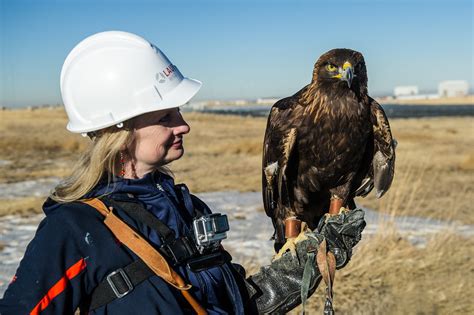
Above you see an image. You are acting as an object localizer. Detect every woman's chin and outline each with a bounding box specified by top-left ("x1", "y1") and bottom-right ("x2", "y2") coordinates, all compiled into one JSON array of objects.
[{"x1": 164, "y1": 148, "x2": 185, "y2": 164}]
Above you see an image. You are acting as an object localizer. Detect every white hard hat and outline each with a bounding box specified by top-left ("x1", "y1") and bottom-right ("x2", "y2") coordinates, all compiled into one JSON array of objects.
[{"x1": 60, "y1": 31, "x2": 202, "y2": 133}]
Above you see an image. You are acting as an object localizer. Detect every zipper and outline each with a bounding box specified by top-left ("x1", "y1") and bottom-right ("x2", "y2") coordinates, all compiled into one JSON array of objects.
[{"x1": 156, "y1": 183, "x2": 164, "y2": 191}]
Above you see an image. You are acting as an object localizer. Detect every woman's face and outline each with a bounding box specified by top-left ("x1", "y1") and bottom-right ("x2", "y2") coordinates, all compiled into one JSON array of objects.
[{"x1": 129, "y1": 107, "x2": 190, "y2": 174}]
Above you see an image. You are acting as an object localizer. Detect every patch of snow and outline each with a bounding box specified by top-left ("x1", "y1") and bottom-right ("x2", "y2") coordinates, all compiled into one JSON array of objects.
[
  {"x1": 198, "y1": 191, "x2": 275, "y2": 266},
  {"x1": 0, "y1": 214, "x2": 43, "y2": 292},
  {"x1": 0, "y1": 177, "x2": 60, "y2": 199}
]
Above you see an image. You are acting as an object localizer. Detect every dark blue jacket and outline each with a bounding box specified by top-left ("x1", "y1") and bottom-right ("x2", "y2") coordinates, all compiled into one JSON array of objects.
[{"x1": 0, "y1": 172, "x2": 250, "y2": 314}]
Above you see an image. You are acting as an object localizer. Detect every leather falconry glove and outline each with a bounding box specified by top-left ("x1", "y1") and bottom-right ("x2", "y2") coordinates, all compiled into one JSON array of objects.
[{"x1": 245, "y1": 208, "x2": 366, "y2": 314}]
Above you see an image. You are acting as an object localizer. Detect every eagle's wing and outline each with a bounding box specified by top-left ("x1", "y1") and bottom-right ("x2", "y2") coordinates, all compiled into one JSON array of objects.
[
  {"x1": 262, "y1": 96, "x2": 299, "y2": 226},
  {"x1": 355, "y1": 98, "x2": 396, "y2": 198}
]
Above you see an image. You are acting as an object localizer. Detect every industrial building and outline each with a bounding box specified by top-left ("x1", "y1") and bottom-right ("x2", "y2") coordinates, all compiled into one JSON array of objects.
[
  {"x1": 438, "y1": 81, "x2": 469, "y2": 97},
  {"x1": 394, "y1": 86, "x2": 419, "y2": 98}
]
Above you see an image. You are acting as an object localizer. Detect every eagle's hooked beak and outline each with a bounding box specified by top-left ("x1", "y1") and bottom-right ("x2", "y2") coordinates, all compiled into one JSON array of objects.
[{"x1": 340, "y1": 61, "x2": 353, "y2": 88}]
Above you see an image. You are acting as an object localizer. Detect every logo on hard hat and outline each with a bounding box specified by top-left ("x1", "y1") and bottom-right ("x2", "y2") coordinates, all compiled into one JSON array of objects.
[
  {"x1": 163, "y1": 65, "x2": 176, "y2": 77},
  {"x1": 156, "y1": 73, "x2": 166, "y2": 83},
  {"x1": 155, "y1": 64, "x2": 177, "y2": 84}
]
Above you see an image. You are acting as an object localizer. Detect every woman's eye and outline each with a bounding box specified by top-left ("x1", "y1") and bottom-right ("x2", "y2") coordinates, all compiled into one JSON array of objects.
[
  {"x1": 326, "y1": 64, "x2": 337, "y2": 72},
  {"x1": 159, "y1": 114, "x2": 171, "y2": 123}
]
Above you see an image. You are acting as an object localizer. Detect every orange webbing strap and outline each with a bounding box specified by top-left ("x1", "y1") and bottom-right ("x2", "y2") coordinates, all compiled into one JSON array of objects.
[{"x1": 81, "y1": 198, "x2": 207, "y2": 315}]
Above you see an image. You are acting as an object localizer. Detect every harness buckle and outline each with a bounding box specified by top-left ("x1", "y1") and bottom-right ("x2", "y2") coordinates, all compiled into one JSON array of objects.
[
  {"x1": 160, "y1": 236, "x2": 198, "y2": 266},
  {"x1": 106, "y1": 268, "x2": 133, "y2": 298}
]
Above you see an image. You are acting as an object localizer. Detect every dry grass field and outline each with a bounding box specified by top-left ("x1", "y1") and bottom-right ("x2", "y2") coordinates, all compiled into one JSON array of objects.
[
  {"x1": 1, "y1": 107, "x2": 473, "y2": 313},
  {"x1": 0, "y1": 107, "x2": 472, "y2": 222}
]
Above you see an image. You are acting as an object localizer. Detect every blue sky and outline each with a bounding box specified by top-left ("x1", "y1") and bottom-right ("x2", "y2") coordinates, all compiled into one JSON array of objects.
[{"x1": 0, "y1": 0, "x2": 472, "y2": 107}]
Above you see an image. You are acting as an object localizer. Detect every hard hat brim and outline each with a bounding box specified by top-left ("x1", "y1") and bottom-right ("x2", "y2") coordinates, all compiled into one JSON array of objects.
[
  {"x1": 156, "y1": 76, "x2": 202, "y2": 112},
  {"x1": 66, "y1": 77, "x2": 202, "y2": 133}
]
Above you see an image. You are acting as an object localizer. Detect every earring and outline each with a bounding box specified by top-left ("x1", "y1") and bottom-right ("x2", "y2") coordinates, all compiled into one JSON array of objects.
[{"x1": 119, "y1": 152, "x2": 126, "y2": 177}]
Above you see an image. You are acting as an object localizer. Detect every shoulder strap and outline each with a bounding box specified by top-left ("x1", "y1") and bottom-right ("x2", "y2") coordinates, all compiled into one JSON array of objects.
[
  {"x1": 89, "y1": 260, "x2": 154, "y2": 310},
  {"x1": 102, "y1": 197, "x2": 199, "y2": 266},
  {"x1": 81, "y1": 198, "x2": 207, "y2": 315},
  {"x1": 103, "y1": 197, "x2": 176, "y2": 243}
]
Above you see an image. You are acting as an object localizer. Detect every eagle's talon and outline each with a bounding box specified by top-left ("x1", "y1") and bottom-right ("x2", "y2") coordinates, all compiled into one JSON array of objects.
[
  {"x1": 324, "y1": 213, "x2": 337, "y2": 223},
  {"x1": 273, "y1": 237, "x2": 297, "y2": 261},
  {"x1": 273, "y1": 225, "x2": 309, "y2": 261},
  {"x1": 324, "y1": 207, "x2": 350, "y2": 223},
  {"x1": 339, "y1": 206, "x2": 350, "y2": 215}
]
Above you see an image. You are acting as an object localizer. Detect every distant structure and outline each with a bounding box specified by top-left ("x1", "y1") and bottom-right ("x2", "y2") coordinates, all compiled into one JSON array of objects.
[
  {"x1": 257, "y1": 97, "x2": 281, "y2": 104},
  {"x1": 438, "y1": 80, "x2": 469, "y2": 97},
  {"x1": 233, "y1": 99, "x2": 249, "y2": 105},
  {"x1": 394, "y1": 86, "x2": 419, "y2": 98},
  {"x1": 185, "y1": 101, "x2": 206, "y2": 110},
  {"x1": 393, "y1": 85, "x2": 439, "y2": 100}
]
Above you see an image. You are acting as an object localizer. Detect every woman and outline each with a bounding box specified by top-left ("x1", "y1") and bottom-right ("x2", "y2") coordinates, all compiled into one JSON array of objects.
[{"x1": 0, "y1": 31, "x2": 364, "y2": 315}]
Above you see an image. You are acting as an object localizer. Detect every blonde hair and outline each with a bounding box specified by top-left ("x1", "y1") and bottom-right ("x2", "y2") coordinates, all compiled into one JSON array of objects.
[{"x1": 51, "y1": 125, "x2": 134, "y2": 203}]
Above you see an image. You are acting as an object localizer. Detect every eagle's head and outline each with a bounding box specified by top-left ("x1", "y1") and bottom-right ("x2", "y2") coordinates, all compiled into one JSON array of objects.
[{"x1": 312, "y1": 48, "x2": 368, "y2": 95}]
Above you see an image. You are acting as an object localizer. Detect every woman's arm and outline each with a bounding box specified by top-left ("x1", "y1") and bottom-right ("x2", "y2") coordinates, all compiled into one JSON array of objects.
[{"x1": 0, "y1": 213, "x2": 88, "y2": 315}]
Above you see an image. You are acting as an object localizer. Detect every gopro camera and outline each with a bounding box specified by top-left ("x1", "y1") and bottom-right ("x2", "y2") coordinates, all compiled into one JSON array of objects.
[{"x1": 193, "y1": 213, "x2": 229, "y2": 253}]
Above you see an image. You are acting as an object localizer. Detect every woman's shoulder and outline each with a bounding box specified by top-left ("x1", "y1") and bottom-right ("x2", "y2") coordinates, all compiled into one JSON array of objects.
[
  {"x1": 40, "y1": 197, "x2": 121, "y2": 253},
  {"x1": 41, "y1": 197, "x2": 105, "y2": 231}
]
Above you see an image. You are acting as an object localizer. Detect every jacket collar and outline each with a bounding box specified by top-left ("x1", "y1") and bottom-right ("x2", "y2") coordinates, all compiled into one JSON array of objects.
[{"x1": 88, "y1": 171, "x2": 176, "y2": 199}]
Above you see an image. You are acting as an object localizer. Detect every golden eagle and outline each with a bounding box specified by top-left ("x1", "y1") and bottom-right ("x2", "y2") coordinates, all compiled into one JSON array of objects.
[{"x1": 262, "y1": 48, "x2": 396, "y2": 255}]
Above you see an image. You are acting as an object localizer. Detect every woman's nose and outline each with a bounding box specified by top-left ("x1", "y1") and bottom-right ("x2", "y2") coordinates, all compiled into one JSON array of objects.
[{"x1": 174, "y1": 115, "x2": 190, "y2": 135}]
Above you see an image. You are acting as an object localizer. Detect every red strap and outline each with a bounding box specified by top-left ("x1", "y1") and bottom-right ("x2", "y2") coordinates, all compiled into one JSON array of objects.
[{"x1": 30, "y1": 258, "x2": 87, "y2": 315}]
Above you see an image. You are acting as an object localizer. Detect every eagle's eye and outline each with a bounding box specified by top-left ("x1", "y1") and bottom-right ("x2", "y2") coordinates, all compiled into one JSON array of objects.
[{"x1": 326, "y1": 64, "x2": 337, "y2": 72}]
